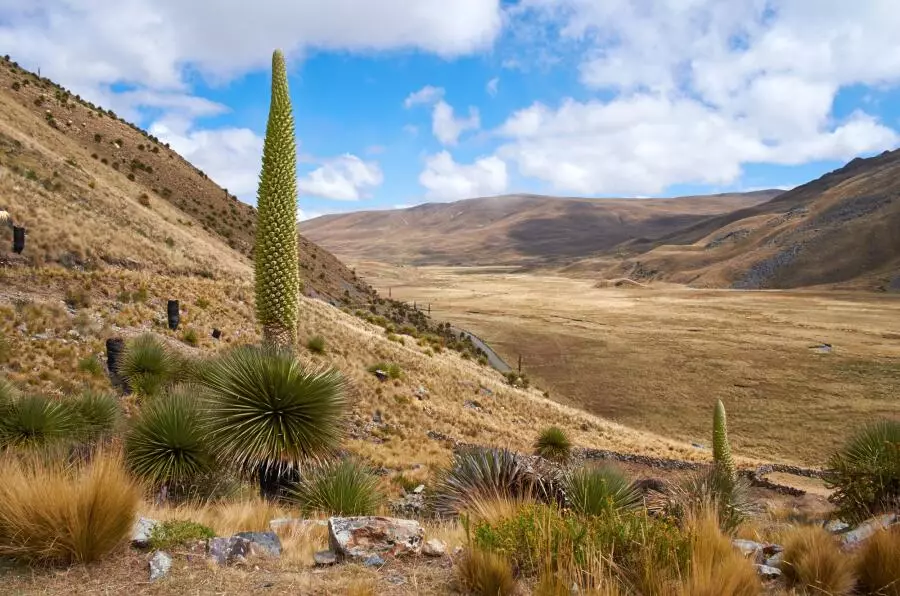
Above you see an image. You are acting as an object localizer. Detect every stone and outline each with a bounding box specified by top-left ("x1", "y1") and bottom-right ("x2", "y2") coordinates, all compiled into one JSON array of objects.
[
  {"x1": 328, "y1": 516, "x2": 424, "y2": 562},
  {"x1": 269, "y1": 518, "x2": 328, "y2": 532},
  {"x1": 149, "y1": 550, "x2": 172, "y2": 582},
  {"x1": 764, "y1": 552, "x2": 784, "y2": 568},
  {"x1": 414, "y1": 386, "x2": 429, "y2": 400},
  {"x1": 131, "y1": 517, "x2": 159, "y2": 548},
  {"x1": 235, "y1": 531, "x2": 282, "y2": 557},
  {"x1": 824, "y1": 519, "x2": 851, "y2": 534},
  {"x1": 363, "y1": 554, "x2": 386, "y2": 567},
  {"x1": 463, "y1": 400, "x2": 483, "y2": 412},
  {"x1": 413, "y1": 484, "x2": 425, "y2": 494},
  {"x1": 422, "y1": 539, "x2": 447, "y2": 557},
  {"x1": 390, "y1": 493, "x2": 425, "y2": 517},
  {"x1": 374, "y1": 370, "x2": 389, "y2": 382},
  {"x1": 755, "y1": 564, "x2": 782, "y2": 580},
  {"x1": 208, "y1": 536, "x2": 250, "y2": 566},
  {"x1": 313, "y1": 550, "x2": 337, "y2": 566},
  {"x1": 732, "y1": 539, "x2": 764, "y2": 558},
  {"x1": 841, "y1": 514, "x2": 898, "y2": 549}
]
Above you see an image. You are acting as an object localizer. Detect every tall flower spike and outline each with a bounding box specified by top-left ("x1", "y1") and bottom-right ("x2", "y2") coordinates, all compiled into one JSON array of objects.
[{"x1": 713, "y1": 399, "x2": 736, "y2": 483}]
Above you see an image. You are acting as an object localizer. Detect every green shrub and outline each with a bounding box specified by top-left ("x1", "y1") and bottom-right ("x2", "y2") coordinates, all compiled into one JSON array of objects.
[
  {"x1": 77, "y1": 355, "x2": 105, "y2": 377},
  {"x1": 825, "y1": 419, "x2": 900, "y2": 522},
  {"x1": 367, "y1": 362, "x2": 402, "y2": 380},
  {"x1": 147, "y1": 520, "x2": 215, "y2": 550},
  {"x1": 306, "y1": 335, "x2": 326, "y2": 354},
  {"x1": 182, "y1": 328, "x2": 198, "y2": 347},
  {"x1": 0, "y1": 395, "x2": 79, "y2": 451},
  {"x1": 200, "y1": 346, "x2": 347, "y2": 488},
  {"x1": 195, "y1": 297, "x2": 210, "y2": 309},
  {"x1": 64, "y1": 288, "x2": 91, "y2": 309},
  {"x1": 118, "y1": 334, "x2": 182, "y2": 397},
  {"x1": 71, "y1": 391, "x2": 120, "y2": 441},
  {"x1": 125, "y1": 387, "x2": 214, "y2": 487},
  {"x1": 503, "y1": 371, "x2": 529, "y2": 388},
  {"x1": 662, "y1": 466, "x2": 755, "y2": 534},
  {"x1": 565, "y1": 464, "x2": 641, "y2": 518},
  {"x1": 533, "y1": 426, "x2": 572, "y2": 463},
  {"x1": 289, "y1": 459, "x2": 384, "y2": 516}
]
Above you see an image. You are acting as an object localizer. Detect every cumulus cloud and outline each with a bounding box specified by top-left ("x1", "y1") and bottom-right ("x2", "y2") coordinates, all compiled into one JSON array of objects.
[
  {"x1": 432, "y1": 101, "x2": 481, "y2": 146},
  {"x1": 404, "y1": 85, "x2": 445, "y2": 108},
  {"x1": 419, "y1": 151, "x2": 508, "y2": 200},
  {"x1": 298, "y1": 154, "x2": 384, "y2": 201}
]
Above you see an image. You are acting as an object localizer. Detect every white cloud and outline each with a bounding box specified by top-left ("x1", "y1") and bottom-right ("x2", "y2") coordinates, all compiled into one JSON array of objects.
[
  {"x1": 298, "y1": 154, "x2": 384, "y2": 201},
  {"x1": 419, "y1": 151, "x2": 508, "y2": 200},
  {"x1": 486, "y1": 77, "x2": 499, "y2": 97},
  {"x1": 365, "y1": 145, "x2": 386, "y2": 155},
  {"x1": 432, "y1": 101, "x2": 480, "y2": 146},
  {"x1": 403, "y1": 124, "x2": 419, "y2": 137},
  {"x1": 404, "y1": 85, "x2": 445, "y2": 108}
]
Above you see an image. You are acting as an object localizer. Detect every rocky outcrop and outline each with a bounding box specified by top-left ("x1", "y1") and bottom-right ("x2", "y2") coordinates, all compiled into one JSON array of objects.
[{"x1": 328, "y1": 516, "x2": 424, "y2": 561}]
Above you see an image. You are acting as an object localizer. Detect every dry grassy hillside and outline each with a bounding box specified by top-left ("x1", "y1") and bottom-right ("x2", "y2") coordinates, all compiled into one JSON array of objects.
[
  {"x1": 595, "y1": 150, "x2": 900, "y2": 290},
  {"x1": 300, "y1": 191, "x2": 779, "y2": 266},
  {"x1": 0, "y1": 56, "x2": 368, "y2": 303}
]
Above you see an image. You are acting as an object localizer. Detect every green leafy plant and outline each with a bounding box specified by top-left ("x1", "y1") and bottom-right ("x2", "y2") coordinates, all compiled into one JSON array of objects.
[
  {"x1": 367, "y1": 362, "x2": 403, "y2": 380},
  {"x1": 200, "y1": 345, "x2": 347, "y2": 497},
  {"x1": 825, "y1": 419, "x2": 900, "y2": 522},
  {"x1": 125, "y1": 388, "x2": 214, "y2": 487},
  {"x1": 147, "y1": 520, "x2": 215, "y2": 550},
  {"x1": 182, "y1": 328, "x2": 198, "y2": 347},
  {"x1": 254, "y1": 49, "x2": 300, "y2": 349},
  {"x1": 660, "y1": 466, "x2": 755, "y2": 535},
  {"x1": 564, "y1": 464, "x2": 641, "y2": 517},
  {"x1": 118, "y1": 334, "x2": 182, "y2": 397},
  {"x1": 289, "y1": 459, "x2": 384, "y2": 516},
  {"x1": 533, "y1": 426, "x2": 572, "y2": 463},
  {"x1": 0, "y1": 394, "x2": 79, "y2": 451},
  {"x1": 77, "y1": 355, "x2": 105, "y2": 377},
  {"x1": 306, "y1": 335, "x2": 326, "y2": 354},
  {"x1": 71, "y1": 391, "x2": 120, "y2": 441}
]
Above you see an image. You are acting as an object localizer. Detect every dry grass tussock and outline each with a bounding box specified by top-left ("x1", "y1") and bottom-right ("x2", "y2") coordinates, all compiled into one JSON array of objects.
[
  {"x1": 781, "y1": 525, "x2": 857, "y2": 595},
  {"x1": 678, "y1": 508, "x2": 760, "y2": 596},
  {"x1": 854, "y1": 527, "x2": 900, "y2": 596},
  {"x1": 0, "y1": 450, "x2": 140, "y2": 564}
]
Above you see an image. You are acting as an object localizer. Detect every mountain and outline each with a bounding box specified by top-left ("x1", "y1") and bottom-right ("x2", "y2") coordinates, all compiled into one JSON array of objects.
[
  {"x1": 300, "y1": 191, "x2": 780, "y2": 266},
  {"x1": 0, "y1": 56, "x2": 369, "y2": 304},
  {"x1": 586, "y1": 149, "x2": 900, "y2": 291}
]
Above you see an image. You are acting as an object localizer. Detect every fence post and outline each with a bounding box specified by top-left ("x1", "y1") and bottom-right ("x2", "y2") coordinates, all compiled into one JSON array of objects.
[
  {"x1": 105, "y1": 338, "x2": 130, "y2": 394},
  {"x1": 12, "y1": 226, "x2": 25, "y2": 254},
  {"x1": 518, "y1": 354, "x2": 522, "y2": 373},
  {"x1": 167, "y1": 300, "x2": 180, "y2": 331}
]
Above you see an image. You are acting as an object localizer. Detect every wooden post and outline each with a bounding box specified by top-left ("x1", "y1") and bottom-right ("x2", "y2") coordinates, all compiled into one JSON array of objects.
[
  {"x1": 12, "y1": 226, "x2": 25, "y2": 254},
  {"x1": 167, "y1": 300, "x2": 180, "y2": 331},
  {"x1": 428, "y1": 303, "x2": 431, "y2": 315},
  {"x1": 518, "y1": 354, "x2": 522, "y2": 373},
  {"x1": 389, "y1": 287, "x2": 391, "y2": 298}
]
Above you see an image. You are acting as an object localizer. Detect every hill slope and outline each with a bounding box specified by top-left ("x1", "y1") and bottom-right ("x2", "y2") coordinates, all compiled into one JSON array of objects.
[
  {"x1": 0, "y1": 56, "x2": 369, "y2": 304},
  {"x1": 300, "y1": 191, "x2": 780, "y2": 266},
  {"x1": 592, "y1": 150, "x2": 900, "y2": 290}
]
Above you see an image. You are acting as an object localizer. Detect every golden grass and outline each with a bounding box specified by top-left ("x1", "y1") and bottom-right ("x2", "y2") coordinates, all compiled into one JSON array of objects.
[
  {"x1": 456, "y1": 548, "x2": 518, "y2": 596},
  {"x1": 855, "y1": 527, "x2": 900, "y2": 596},
  {"x1": 781, "y1": 526, "x2": 857, "y2": 595},
  {"x1": 0, "y1": 450, "x2": 140, "y2": 564},
  {"x1": 678, "y1": 509, "x2": 760, "y2": 596},
  {"x1": 355, "y1": 262, "x2": 900, "y2": 465}
]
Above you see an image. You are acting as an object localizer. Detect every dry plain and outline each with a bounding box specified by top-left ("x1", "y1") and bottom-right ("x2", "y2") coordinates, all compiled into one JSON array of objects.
[{"x1": 354, "y1": 261, "x2": 900, "y2": 466}]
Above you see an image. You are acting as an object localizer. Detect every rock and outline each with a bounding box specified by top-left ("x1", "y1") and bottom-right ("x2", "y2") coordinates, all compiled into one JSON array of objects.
[
  {"x1": 414, "y1": 386, "x2": 429, "y2": 400},
  {"x1": 841, "y1": 514, "x2": 898, "y2": 549},
  {"x1": 390, "y1": 493, "x2": 426, "y2": 517},
  {"x1": 149, "y1": 550, "x2": 172, "y2": 582},
  {"x1": 363, "y1": 554, "x2": 386, "y2": 567},
  {"x1": 313, "y1": 550, "x2": 337, "y2": 566},
  {"x1": 463, "y1": 400, "x2": 483, "y2": 412},
  {"x1": 764, "y1": 552, "x2": 784, "y2": 568},
  {"x1": 208, "y1": 532, "x2": 281, "y2": 566},
  {"x1": 732, "y1": 539, "x2": 764, "y2": 558},
  {"x1": 634, "y1": 478, "x2": 667, "y2": 494},
  {"x1": 422, "y1": 539, "x2": 447, "y2": 557},
  {"x1": 131, "y1": 517, "x2": 159, "y2": 548},
  {"x1": 372, "y1": 410, "x2": 383, "y2": 424},
  {"x1": 328, "y1": 516, "x2": 424, "y2": 561},
  {"x1": 755, "y1": 564, "x2": 782, "y2": 580},
  {"x1": 413, "y1": 485, "x2": 425, "y2": 494},
  {"x1": 824, "y1": 519, "x2": 851, "y2": 534},
  {"x1": 235, "y1": 531, "x2": 282, "y2": 557},
  {"x1": 478, "y1": 386, "x2": 493, "y2": 397},
  {"x1": 374, "y1": 370, "x2": 389, "y2": 382},
  {"x1": 269, "y1": 518, "x2": 328, "y2": 532}
]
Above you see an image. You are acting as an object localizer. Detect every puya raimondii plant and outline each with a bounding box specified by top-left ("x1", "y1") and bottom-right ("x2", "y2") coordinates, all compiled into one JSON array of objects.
[{"x1": 255, "y1": 49, "x2": 300, "y2": 349}]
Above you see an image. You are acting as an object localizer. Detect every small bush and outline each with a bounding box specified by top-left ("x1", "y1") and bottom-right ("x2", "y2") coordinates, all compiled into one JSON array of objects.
[
  {"x1": 565, "y1": 465, "x2": 641, "y2": 518},
  {"x1": 138, "y1": 193, "x2": 150, "y2": 207},
  {"x1": 0, "y1": 335, "x2": 10, "y2": 364},
  {"x1": 0, "y1": 394, "x2": 79, "y2": 451},
  {"x1": 182, "y1": 328, "x2": 198, "y2": 347},
  {"x1": 93, "y1": 133, "x2": 102, "y2": 142},
  {"x1": 0, "y1": 452, "x2": 140, "y2": 563},
  {"x1": 195, "y1": 297, "x2": 210, "y2": 309},
  {"x1": 660, "y1": 465, "x2": 755, "y2": 534},
  {"x1": 825, "y1": 419, "x2": 900, "y2": 522},
  {"x1": 71, "y1": 391, "x2": 120, "y2": 441},
  {"x1": 118, "y1": 334, "x2": 182, "y2": 397},
  {"x1": 367, "y1": 362, "x2": 402, "y2": 380},
  {"x1": 63, "y1": 288, "x2": 91, "y2": 309},
  {"x1": 306, "y1": 335, "x2": 326, "y2": 354},
  {"x1": 855, "y1": 526, "x2": 900, "y2": 596},
  {"x1": 147, "y1": 520, "x2": 215, "y2": 550},
  {"x1": 781, "y1": 526, "x2": 856, "y2": 596},
  {"x1": 77, "y1": 355, "x2": 105, "y2": 377},
  {"x1": 534, "y1": 426, "x2": 572, "y2": 462},
  {"x1": 289, "y1": 459, "x2": 384, "y2": 516},
  {"x1": 457, "y1": 548, "x2": 517, "y2": 596}
]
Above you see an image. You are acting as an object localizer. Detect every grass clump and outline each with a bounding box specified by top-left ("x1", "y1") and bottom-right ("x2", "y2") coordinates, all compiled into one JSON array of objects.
[
  {"x1": 825, "y1": 419, "x2": 900, "y2": 522},
  {"x1": 534, "y1": 426, "x2": 572, "y2": 462},
  {"x1": 0, "y1": 452, "x2": 140, "y2": 564},
  {"x1": 182, "y1": 328, "x2": 198, "y2": 347},
  {"x1": 77, "y1": 355, "x2": 105, "y2": 377},
  {"x1": 289, "y1": 459, "x2": 384, "y2": 516},
  {"x1": 306, "y1": 335, "x2": 326, "y2": 354},
  {"x1": 678, "y1": 509, "x2": 760, "y2": 596},
  {"x1": 0, "y1": 394, "x2": 79, "y2": 451},
  {"x1": 118, "y1": 333, "x2": 182, "y2": 397},
  {"x1": 564, "y1": 464, "x2": 641, "y2": 518},
  {"x1": 456, "y1": 548, "x2": 517, "y2": 596},
  {"x1": 71, "y1": 391, "x2": 120, "y2": 441},
  {"x1": 367, "y1": 362, "x2": 403, "y2": 380},
  {"x1": 781, "y1": 526, "x2": 856, "y2": 596},
  {"x1": 854, "y1": 526, "x2": 900, "y2": 596},
  {"x1": 147, "y1": 519, "x2": 215, "y2": 550}
]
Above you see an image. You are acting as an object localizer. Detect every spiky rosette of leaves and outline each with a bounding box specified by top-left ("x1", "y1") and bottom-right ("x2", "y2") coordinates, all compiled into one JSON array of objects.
[
  {"x1": 118, "y1": 333, "x2": 183, "y2": 397},
  {"x1": 713, "y1": 400, "x2": 736, "y2": 484},
  {"x1": 289, "y1": 459, "x2": 384, "y2": 516},
  {"x1": 124, "y1": 386, "x2": 214, "y2": 486},
  {"x1": 564, "y1": 464, "x2": 641, "y2": 517},
  {"x1": 254, "y1": 49, "x2": 300, "y2": 348},
  {"x1": 533, "y1": 426, "x2": 572, "y2": 463},
  {"x1": 0, "y1": 394, "x2": 79, "y2": 451},
  {"x1": 71, "y1": 391, "x2": 121, "y2": 441},
  {"x1": 200, "y1": 345, "x2": 347, "y2": 473}
]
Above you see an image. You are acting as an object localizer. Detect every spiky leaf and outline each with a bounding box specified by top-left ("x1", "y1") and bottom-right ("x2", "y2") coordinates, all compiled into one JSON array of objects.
[
  {"x1": 564, "y1": 464, "x2": 641, "y2": 517},
  {"x1": 118, "y1": 334, "x2": 182, "y2": 397},
  {"x1": 533, "y1": 426, "x2": 572, "y2": 463},
  {"x1": 289, "y1": 459, "x2": 384, "y2": 516},
  {"x1": 255, "y1": 49, "x2": 300, "y2": 348},
  {"x1": 71, "y1": 391, "x2": 121, "y2": 441},
  {"x1": 0, "y1": 394, "x2": 79, "y2": 450}
]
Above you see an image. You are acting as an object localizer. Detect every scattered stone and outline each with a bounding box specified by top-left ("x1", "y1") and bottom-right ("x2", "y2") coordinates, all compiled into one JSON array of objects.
[
  {"x1": 463, "y1": 400, "x2": 483, "y2": 412},
  {"x1": 269, "y1": 518, "x2": 328, "y2": 532},
  {"x1": 208, "y1": 532, "x2": 281, "y2": 566},
  {"x1": 422, "y1": 539, "x2": 447, "y2": 557},
  {"x1": 810, "y1": 343, "x2": 833, "y2": 354},
  {"x1": 764, "y1": 552, "x2": 784, "y2": 568},
  {"x1": 149, "y1": 550, "x2": 172, "y2": 582},
  {"x1": 841, "y1": 514, "x2": 898, "y2": 549},
  {"x1": 131, "y1": 517, "x2": 159, "y2": 548},
  {"x1": 413, "y1": 484, "x2": 425, "y2": 494},
  {"x1": 733, "y1": 539, "x2": 764, "y2": 559},
  {"x1": 235, "y1": 531, "x2": 282, "y2": 557},
  {"x1": 363, "y1": 554, "x2": 386, "y2": 567},
  {"x1": 313, "y1": 550, "x2": 337, "y2": 567},
  {"x1": 691, "y1": 443, "x2": 705, "y2": 450},
  {"x1": 478, "y1": 386, "x2": 493, "y2": 397},
  {"x1": 755, "y1": 564, "x2": 782, "y2": 580},
  {"x1": 374, "y1": 370, "x2": 389, "y2": 382},
  {"x1": 372, "y1": 410, "x2": 383, "y2": 424},
  {"x1": 386, "y1": 575, "x2": 407, "y2": 585},
  {"x1": 414, "y1": 386, "x2": 429, "y2": 400},
  {"x1": 824, "y1": 519, "x2": 851, "y2": 534},
  {"x1": 390, "y1": 492, "x2": 426, "y2": 517},
  {"x1": 452, "y1": 546, "x2": 464, "y2": 557},
  {"x1": 328, "y1": 516, "x2": 424, "y2": 561}
]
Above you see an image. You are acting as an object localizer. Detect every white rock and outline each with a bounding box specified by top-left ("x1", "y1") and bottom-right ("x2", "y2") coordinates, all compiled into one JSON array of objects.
[
  {"x1": 131, "y1": 517, "x2": 159, "y2": 548},
  {"x1": 328, "y1": 516, "x2": 424, "y2": 561},
  {"x1": 422, "y1": 539, "x2": 447, "y2": 557},
  {"x1": 149, "y1": 550, "x2": 172, "y2": 582}
]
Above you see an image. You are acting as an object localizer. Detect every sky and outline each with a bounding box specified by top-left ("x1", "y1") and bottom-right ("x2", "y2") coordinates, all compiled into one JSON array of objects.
[{"x1": 2, "y1": 1, "x2": 900, "y2": 221}]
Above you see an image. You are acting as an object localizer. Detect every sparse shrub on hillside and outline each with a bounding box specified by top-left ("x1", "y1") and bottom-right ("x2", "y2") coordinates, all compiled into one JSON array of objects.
[
  {"x1": 289, "y1": 459, "x2": 384, "y2": 516},
  {"x1": 147, "y1": 519, "x2": 215, "y2": 550},
  {"x1": 182, "y1": 328, "x2": 198, "y2": 347},
  {"x1": 254, "y1": 49, "x2": 300, "y2": 349},
  {"x1": 64, "y1": 287, "x2": 91, "y2": 309},
  {"x1": 660, "y1": 465, "x2": 755, "y2": 535},
  {"x1": 825, "y1": 419, "x2": 900, "y2": 522},
  {"x1": 118, "y1": 333, "x2": 182, "y2": 397},
  {"x1": 855, "y1": 526, "x2": 900, "y2": 595},
  {"x1": 781, "y1": 526, "x2": 856, "y2": 596},
  {"x1": 200, "y1": 345, "x2": 347, "y2": 498},
  {"x1": 195, "y1": 297, "x2": 210, "y2": 309},
  {"x1": 534, "y1": 426, "x2": 572, "y2": 463},
  {"x1": 93, "y1": 133, "x2": 102, "y2": 142},
  {"x1": 456, "y1": 548, "x2": 517, "y2": 596},
  {"x1": 0, "y1": 452, "x2": 140, "y2": 564},
  {"x1": 127, "y1": 173, "x2": 135, "y2": 181},
  {"x1": 125, "y1": 387, "x2": 215, "y2": 487},
  {"x1": 367, "y1": 362, "x2": 402, "y2": 379},
  {"x1": 504, "y1": 370, "x2": 530, "y2": 388},
  {"x1": 306, "y1": 335, "x2": 326, "y2": 354},
  {"x1": 77, "y1": 355, "x2": 105, "y2": 377},
  {"x1": 565, "y1": 465, "x2": 641, "y2": 518},
  {"x1": 11, "y1": 81, "x2": 19, "y2": 91}
]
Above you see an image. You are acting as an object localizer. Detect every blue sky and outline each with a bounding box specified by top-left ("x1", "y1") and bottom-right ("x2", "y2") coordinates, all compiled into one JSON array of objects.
[{"x1": 2, "y1": 1, "x2": 900, "y2": 220}]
